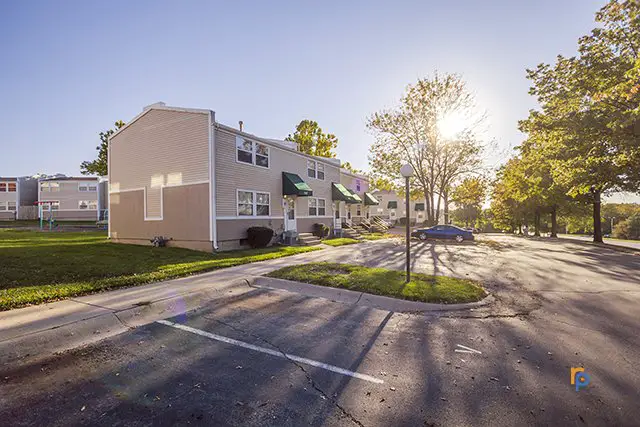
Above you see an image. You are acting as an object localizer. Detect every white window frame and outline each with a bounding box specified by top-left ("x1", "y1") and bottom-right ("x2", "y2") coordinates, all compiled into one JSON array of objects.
[
  {"x1": 236, "y1": 189, "x2": 271, "y2": 217},
  {"x1": 355, "y1": 179, "x2": 361, "y2": 192},
  {"x1": 308, "y1": 197, "x2": 327, "y2": 216},
  {"x1": 40, "y1": 182, "x2": 60, "y2": 192},
  {"x1": 0, "y1": 202, "x2": 6, "y2": 211},
  {"x1": 235, "y1": 136, "x2": 270, "y2": 169},
  {"x1": 7, "y1": 201, "x2": 16, "y2": 211},
  {"x1": 78, "y1": 200, "x2": 98, "y2": 210},
  {"x1": 356, "y1": 204, "x2": 362, "y2": 216},
  {"x1": 307, "y1": 160, "x2": 325, "y2": 180},
  {"x1": 0, "y1": 182, "x2": 17, "y2": 193},
  {"x1": 78, "y1": 182, "x2": 97, "y2": 192}
]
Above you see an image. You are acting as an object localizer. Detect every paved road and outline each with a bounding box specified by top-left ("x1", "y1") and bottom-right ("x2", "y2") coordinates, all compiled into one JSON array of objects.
[
  {"x1": 1, "y1": 236, "x2": 639, "y2": 426},
  {"x1": 558, "y1": 233, "x2": 640, "y2": 250}
]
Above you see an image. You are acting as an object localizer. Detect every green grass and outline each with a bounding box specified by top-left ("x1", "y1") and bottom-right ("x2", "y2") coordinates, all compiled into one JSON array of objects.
[
  {"x1": 322, "y1": 237, "x2": 361, "y2": 247},
  {"x1": 361, "y1": 233, "x2": 396, "y2": 241},
  {"x1": 0, "y1": 230, "x2": 322, "y2": 310},
  {"x1": 266, "y1": 262, "x2": 486, "y2": 304},
  {"x1": 0, "y1": 220, "x2": 98, "y2": 227}
]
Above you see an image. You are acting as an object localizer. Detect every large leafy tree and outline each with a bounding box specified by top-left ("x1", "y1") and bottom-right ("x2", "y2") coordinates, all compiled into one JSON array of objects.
[
  {"x1": 367, "y1": 72, "x2": 485, "y2": 225},
  {"x1": 450, "y1": 177, "x2": 487, "y2": 227},
  {"x1": 285, "y1": 120, "x2": 338, "y2": 157},
  {"x1": 520, "y1": 0, "x2": 640, "y2": 242},
  {"x1": 80, "y1": 120, "x2": 125, "y2": 176}
]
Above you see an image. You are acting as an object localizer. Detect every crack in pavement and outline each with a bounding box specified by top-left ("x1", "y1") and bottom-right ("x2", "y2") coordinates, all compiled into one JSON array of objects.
[{"x1": 209, "y1": 317, "x2": 366, "y2": 427}]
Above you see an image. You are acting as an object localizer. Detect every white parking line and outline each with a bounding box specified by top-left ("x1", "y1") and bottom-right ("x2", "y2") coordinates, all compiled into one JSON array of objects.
[
  {"x1": 455, "y1": 344, "x2": 482, "y2": 354},
  {"x1": 156, "y1": 320, "x2": 384, "y2": 384}
]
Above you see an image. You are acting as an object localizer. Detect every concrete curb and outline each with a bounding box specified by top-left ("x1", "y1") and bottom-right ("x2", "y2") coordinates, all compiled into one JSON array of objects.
[{"x1": 251, "y1": 276, "x2": 493, "y2": 313}]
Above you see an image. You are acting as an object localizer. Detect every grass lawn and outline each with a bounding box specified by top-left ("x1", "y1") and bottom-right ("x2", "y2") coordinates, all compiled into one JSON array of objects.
[
  {"x1": 266, "y1": 262, "x2": 486, "y2": 304},
  {"x1": 322, "y1": 237, "x2": 361, "y2": 247},
  {"x1": 0, "y1": 230, "x2": 322, "y2": 310},
  {"x1": 361, "y1": 233, "x2": 395, "y2": 241}
]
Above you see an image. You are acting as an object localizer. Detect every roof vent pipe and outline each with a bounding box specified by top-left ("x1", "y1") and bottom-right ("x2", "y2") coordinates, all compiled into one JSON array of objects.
[{"x1": 239, "y1": 121, "x2": 244, "y2": 132}]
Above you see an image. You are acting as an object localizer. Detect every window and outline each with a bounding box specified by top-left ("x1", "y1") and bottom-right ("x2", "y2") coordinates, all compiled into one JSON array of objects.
[
  {"x1": 0, "y1": 202, "x2": 6, "y2": 211},
  {"x1": 356, "y1": 179, "x2": 361, "y2": 192},
  {"x1": 255, "y1": 143, "x2": 269, "y2": 167},
  {"x1": 79, "y1": 200, "x2": 98, "y2": 210},
  {"x1": 237, "y1": 191, "x2": 254, "y2": 216},
  {"x1": 307, "y1": 160, "x2": 316, "y2": 179},
  {"x1": 0, "y1": 182, "x2": 16, "y2": 192},
  {"x1": 40, "y1": 182, "x2": 60, "y2": 192},
  {"x1": 7, "y1": 202, "x2": 16, "y2": 211},
  {"x1": 356, "y1": 205, "x2": 362, "y2": 216},
  {"x1": 308, "y1": 198, "x2": 326, "y2": 216},
  {"x1": 307, "y1": 160, "x2": 325, "y2": 180},
  {"x1": 256, "y1": 192, "x2": 270, "y2": 216},
  {"x1": 237, "y1": 190, "x2": 270, "y2": 217},
  {"x1": 236, "y1": 136, "x2": 269, "y2": 168},
  {"x1": 79, "y1": 182, "x2": 97, "y2": 192}
]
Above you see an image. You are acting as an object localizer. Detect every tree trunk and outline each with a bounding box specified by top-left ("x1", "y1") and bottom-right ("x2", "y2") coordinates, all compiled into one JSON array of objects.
[
  {"x1": 518, "y1": 223, "x2": 523, "y2": 235},
  {"x1": 435, "y1": 194, "x2": 441, "y2": 225},
  {"x1": 593, "y1": 190, "x2": 603, "y2": 243},
  {"x1": 550, "y1": 205, "x2": 558, "y2": 238},
  {"x1": 424, "y1": 191, "x2": 431, "y2": 225},
  {"x1": 534, "y1": 208, "x2": 541, "y2": 237},
  {"x1": 443, "y1": 191, "x2": 449, "y2": 224}
]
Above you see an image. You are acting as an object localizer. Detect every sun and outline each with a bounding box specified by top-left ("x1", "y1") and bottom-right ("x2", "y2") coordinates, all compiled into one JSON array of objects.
[{"x1": 438, "y1": 111, "x2": 468, "y2": 139}]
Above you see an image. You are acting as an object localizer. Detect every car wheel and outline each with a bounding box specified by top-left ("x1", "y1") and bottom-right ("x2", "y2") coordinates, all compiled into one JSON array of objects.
[
  {"x1": 455, "y1": 235, "x2": 464, "y2": 243},
  {"x1": 419, "y1": 233, "x2": 428, "y2": 241}
]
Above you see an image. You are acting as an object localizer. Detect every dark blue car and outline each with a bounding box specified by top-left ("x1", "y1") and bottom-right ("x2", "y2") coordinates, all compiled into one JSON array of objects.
[{"x1": 411, "y1": 225, "x2": 474, "y2": 242}]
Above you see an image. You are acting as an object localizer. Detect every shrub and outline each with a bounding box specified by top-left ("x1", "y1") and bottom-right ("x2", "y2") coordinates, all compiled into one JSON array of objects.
[
  {"x1": 313, "y1": 223, "x2": 330, "y2": 238},
  {"x1": 246, "y1": 226, "x2": 274, "y2": 248},
  {"x1": 613, "y1": 214, "x2": 640, "y2": 240}
]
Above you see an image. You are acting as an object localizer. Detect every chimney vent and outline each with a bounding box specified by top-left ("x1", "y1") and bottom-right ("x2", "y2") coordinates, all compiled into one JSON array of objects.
[{"x1": 239, "y1": 121, "x2": 244, "y2": 132}]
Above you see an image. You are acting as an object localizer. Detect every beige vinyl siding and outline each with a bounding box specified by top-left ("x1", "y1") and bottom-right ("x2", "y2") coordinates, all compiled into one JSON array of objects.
[
  {"x1": 215, "y1": 128, "x2": 340, "y2": 219},
  {"x1": 110, "y1": 109, "x2": 209, "y2": 218},
  {"x1": 39, "y1": 180, "x2": 98, "y2": 211}
]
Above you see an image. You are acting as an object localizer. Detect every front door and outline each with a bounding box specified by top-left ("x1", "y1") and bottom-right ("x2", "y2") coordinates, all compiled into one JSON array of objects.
[{"x1": 285, "y1": 198, "x2": 297, "y2": 232}]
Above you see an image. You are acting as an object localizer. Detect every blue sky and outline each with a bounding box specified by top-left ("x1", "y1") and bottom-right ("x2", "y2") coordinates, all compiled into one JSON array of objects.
[{"x1": 0, "y1": 0, "x2": 615, "y2": 183}]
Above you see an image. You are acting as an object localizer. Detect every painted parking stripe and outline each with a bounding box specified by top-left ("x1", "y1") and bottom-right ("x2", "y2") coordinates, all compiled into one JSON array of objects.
[{"x1": 156, "y1": 320, "x2": 384, "y2": 384}]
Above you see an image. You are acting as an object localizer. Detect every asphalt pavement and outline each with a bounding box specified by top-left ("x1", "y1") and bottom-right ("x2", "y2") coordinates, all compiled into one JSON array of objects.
[{"x1": 1, "y1": 235, "x2": 638, "y2": 426}]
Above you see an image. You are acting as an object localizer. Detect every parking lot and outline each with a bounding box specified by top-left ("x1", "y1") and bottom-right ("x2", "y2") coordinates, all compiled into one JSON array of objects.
[{"x1": 1, "y1": 235, "x2": 639, "y2": 426}]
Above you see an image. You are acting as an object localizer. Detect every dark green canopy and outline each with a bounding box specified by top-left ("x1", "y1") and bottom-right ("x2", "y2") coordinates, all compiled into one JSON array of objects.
[
  {"x1": 332, "y1": 183, "x2": 357, "y2": 203},
  {"x1": 414, "y1": 203, "x2": 425, "y2": 211},
  {"x1": 364, "y1": 192, "x2": 379, "y2": 206},
  {"x1": 387, "y1": 201, "x2": 398, "y2": 209},
  {"x1": 282, "y1": 172, "x2": 313, "y2": 196},
  {"x1": 349, "y1": 189, "x2": 363, "y2": 203}
]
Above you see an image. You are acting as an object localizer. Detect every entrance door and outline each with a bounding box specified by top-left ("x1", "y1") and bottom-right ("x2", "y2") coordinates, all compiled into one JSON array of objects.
[{"x1": 285, "y1": 199, "x2": 297, "y2": 232}]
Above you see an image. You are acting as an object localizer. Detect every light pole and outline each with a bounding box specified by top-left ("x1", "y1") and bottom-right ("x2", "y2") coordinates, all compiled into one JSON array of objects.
[
  {"x1": 611, "y1": 217, "x2": 616, "y2": 234},
  {"x1": 400, "y1": 163, "x2": 414, "y2": 283}
]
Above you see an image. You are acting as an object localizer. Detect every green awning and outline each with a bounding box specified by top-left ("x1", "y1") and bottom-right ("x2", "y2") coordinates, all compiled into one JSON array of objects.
[
  {"x1": 283, "y1": 172, "x2": 313, "y2": 196},
  {"x1": 364, "y1": 192, "x2": 379, "y2": 206},
  {"x1": 387, "y1": 201, "x2": 398, "y2": 209},
  {"x1": 349, "y1": 189, "x2": 363, "y2": 204},
  {"x1": 332, "y1": 183, "x2": 357, "y2": 203},
  {"x1": 414, "y1": 203, "x2": 425, "y2": 211}
]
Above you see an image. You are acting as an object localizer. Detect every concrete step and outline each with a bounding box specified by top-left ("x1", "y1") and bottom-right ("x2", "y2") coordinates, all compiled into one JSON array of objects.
[{"x1": 298, "y1": 233, "x2": 322, "y2": 246}]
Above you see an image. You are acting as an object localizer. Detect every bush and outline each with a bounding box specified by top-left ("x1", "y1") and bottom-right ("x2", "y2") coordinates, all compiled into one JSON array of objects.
[
  {"x1": 613, "y1": 214, "x2": 640, "y2": 240},
  {"x1": 246, "y1": 226, "x2": 274, "y2": 248},
  {"x1": 313, "y1": 223, "x2": 330, "y2": 238}
]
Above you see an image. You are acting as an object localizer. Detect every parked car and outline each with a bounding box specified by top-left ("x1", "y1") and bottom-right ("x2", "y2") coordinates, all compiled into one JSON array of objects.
[{"x1": 411, "y1": 225, "x2": 474, "y2": 242}]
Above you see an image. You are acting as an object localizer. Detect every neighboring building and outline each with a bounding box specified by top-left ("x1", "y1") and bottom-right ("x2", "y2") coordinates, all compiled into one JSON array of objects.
[
  {"x1": 371, "y1": 189, "x2": 441, "y2": 225},
  {"x1": 0, "y1": 176, "x2": 38, "y2": 220},
  {"x1": 38, "y1": 176, "x2": 102, "y2": 221},
  {"x1": 338, "y1": 169, "x2": 378, "y2": 225},
  {"x1": 108, "y1": 103, "x2": 375, "y2": 251}
]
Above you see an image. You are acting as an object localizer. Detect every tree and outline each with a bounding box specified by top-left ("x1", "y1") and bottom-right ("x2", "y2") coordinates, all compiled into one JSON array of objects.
[
  {"x1": 367, "y1": 72, "x2": 485, "y2": 225},
  {"x1": 341, "y1": 161, "x2": 363, "y2": 174},
  {"x1": 80, "y1": 120, "x2": 125, "y2": 176},
  {"x1": 450, "y1": 177, "x2": 487, "y2": 227},
  {"x1": 285, "y1": 120, "x2": 338, "y2": 157},
  {"x1": 521, "y1": 0, "x2": 640, "y2": 242}
]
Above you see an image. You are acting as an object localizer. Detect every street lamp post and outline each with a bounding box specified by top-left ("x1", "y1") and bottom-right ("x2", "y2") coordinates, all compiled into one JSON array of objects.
[{"x1": 400, "y1": 163, "x2": 414, "y2": 283}]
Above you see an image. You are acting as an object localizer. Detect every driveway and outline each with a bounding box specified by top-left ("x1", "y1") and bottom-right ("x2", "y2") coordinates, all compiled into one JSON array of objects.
[{"x1": 1, "y1": 236, "x2": 638, "y2": 426}]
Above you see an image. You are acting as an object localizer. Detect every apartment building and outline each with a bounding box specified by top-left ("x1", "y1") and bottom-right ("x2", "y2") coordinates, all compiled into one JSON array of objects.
[
  {"x1": 38, "y1": 176, "x2": 104, "y2": 221},
  {"x1": 371, "y1": 189, "x2": 432, "y2": 225},
  {"x1": 108, "y1": 103, "x2": 375, "y2": 251},
  {"x1": 0, "y1": 176, "x2": 38, "y2": 220}
]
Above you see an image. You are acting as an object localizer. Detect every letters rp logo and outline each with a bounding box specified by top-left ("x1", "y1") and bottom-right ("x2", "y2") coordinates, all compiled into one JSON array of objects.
[{"x1": 571, "y1": 367, "x2": 590, "y2": 391}]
